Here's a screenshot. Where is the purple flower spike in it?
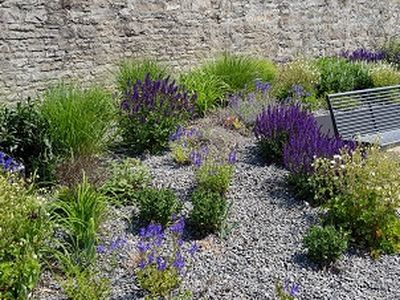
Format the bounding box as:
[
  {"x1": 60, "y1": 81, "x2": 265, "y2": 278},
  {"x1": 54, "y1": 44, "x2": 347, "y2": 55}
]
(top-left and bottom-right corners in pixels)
[
  {"x1": 190, "y1": 151, "x2": 202, "y2": 168},
  {"x1": 170, "y1": 217, "x2": 185, "y2": 235},
  {"x1": 138, "y1": 260, "x2": 147, "y2": 269},
  {"x1": 290, "y1": 283, "x2": 300, "y2": 297},
  {"x1": 172, "y1": 251, "x2": 185, "y2": 271},
  {"x1": 137, "y1": 241, "x2": 149, "y2": 253},
  {"x1": 228, "y1": 149, "x2": 237, "y2": 164},
  {"x1": 96, "y1": 244, "x2": 107, "y2": 254},
  {"x1": 156, "y1": 256, "x2": 167, "y2": 271},
  {"x1": 188, "y1": 242, "x2": 198, "y2": 256}
]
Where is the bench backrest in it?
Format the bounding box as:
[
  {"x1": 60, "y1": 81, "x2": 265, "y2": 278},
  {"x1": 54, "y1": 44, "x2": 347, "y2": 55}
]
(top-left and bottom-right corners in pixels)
[{"x1": 327, "y1": 85, "x2": 400, "y2": 140}]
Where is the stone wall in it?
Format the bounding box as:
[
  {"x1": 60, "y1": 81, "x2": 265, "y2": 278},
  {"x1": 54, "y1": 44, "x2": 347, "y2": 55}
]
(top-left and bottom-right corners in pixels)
[{"x1": 1, "y1": 0, "x2": 399, "y2": 101}]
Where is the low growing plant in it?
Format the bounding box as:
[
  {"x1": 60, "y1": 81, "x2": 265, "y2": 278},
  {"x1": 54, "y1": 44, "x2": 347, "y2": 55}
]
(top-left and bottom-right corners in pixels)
[
  {"x1": 41, "y1": 83, "x2": 115, "y2": 158},
  {"x1": 135, "y1": 220, "x2": 198, "y2": 299},
  {"x1": 190, "y1": 187, "x2": 228, "y2": 234},
  {"x1": 169, "y1": 126, "x2": 206, "y2": 165},
  {"x1": 314, "y1": 147, "x2": 400, "y2": 254},
  {"x1": 0, "y1": 173, "x2": 49, "y2": 299},
  {"x1": 369, "y1": 63, "x2": 400, "y2": 87},
  {"x1": 119, "y1": 75, "x2": 196, "y2": 154},
  {"x1": 303, "y1": 225, "x2": 349, "y2": 264},
  {"x1": 0, "y1": 99, "x2": 55, "y2": 182},
  {"x1": 137, "y1": 187, "x2": 182, "y2": 226},
  {"x1": 116, "y1": 58, "x2": 168, "y2": 93},
  {"x1": 275, "y1": 280, "x2": 300, "y2": 300},
  {"x1": 101, "y1": 158, "x2": 152, "y2": 204},
  {"x1": 51, "y1": 177, "x2": 107, "y2": 267}
]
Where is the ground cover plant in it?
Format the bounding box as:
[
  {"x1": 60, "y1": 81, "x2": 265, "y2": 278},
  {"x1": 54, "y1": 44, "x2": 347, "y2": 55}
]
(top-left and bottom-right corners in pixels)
[{"x1": 119, "y1": 74, "x2": 196, "y2": 154}]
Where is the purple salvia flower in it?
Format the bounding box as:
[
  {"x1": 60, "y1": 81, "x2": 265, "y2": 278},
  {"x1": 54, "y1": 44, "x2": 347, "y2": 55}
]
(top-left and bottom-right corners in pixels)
[
  {"x1": 190, "y1": 151, "x2": 202, "y2": 168},
  {"x1": 156, "y1": 256, "x2": 167, "y2": 271},
  {"x1": 172, "y1": 251, "x2": 185, "y2": 270},
  {"x1": 170, "y1": 217, "x2": 185, "y2": 235},
  {"x1": 228, "y1": 149, "x2": 237, "y2": 164},
  {"x1": 96, "y1": 244, "x2": 107, "y2": 254},
  {"x1": 188, "y1": 242, "x2": 198, "y2": 257}
]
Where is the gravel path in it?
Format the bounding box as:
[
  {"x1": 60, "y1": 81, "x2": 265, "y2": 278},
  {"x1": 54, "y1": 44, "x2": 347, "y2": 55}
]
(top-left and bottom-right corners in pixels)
[{"x1": 34, "y1": 138, "x2": 400, "y2": 300}]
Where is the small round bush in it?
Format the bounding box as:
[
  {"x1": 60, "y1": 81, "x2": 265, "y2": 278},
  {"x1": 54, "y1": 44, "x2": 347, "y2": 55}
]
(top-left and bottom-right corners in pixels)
[
  {"x1": 303, "y1": 225, "x2": 349, "y2": 264},
  {"x1": 195, "y1": 162, "x2": 234, "y2": 195},
  {"x1": 120, "y1": 75, "x2": 196, "y2": 154},
  {"x1": 369, "y1": 63, "x2": 400, "y2": 87},
  {"x1": 137, "y1": 187, "x2": 182, "y2": 226},
  {"x1": 316, "y1": 57, "x2": 373, "y2": 96},
  {"x1": 190, "y1": 188, "x2": 227, "y2": 234}
]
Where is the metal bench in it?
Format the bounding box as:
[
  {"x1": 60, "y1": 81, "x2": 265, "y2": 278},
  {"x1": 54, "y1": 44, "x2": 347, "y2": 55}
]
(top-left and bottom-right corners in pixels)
[{"x1": 327, "y1": 85, "x2": 400, "y2": 148}]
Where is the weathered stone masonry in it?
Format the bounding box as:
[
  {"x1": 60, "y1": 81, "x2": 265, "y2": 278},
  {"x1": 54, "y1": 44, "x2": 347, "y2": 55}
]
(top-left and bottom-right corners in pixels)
[{"x1": 1, "y1": 0, "x2": 399, "y2": 101}]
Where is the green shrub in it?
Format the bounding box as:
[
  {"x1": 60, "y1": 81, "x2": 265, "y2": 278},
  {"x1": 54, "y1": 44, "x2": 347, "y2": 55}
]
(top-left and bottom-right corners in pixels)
[
  {"x1": 116, "y1": 58, "x2": 168, "y2": 93},
  {"x1": 0, "y1": 99, "x2": 55, "y2": 182},
  {"x1": 41, "y1": 83, "x2": 115, "y2": 158},
  {"x1": 0, "y1": 174, "x2": 49, "y2": 299},
  {"x1": 271, "y1": 59, "x2": 321, "y2": 101},
  {"x1": 179, "y1": 70, "x2": 229, "y2": 115},
  {"x1": 101, "y1": 158, "x2": 151, "y2": 204},
  {"x1": 303, "y1": 225, "x2": 349, "y2": 264},
  {"x1": 316, "y1": 57, "x2": 373, "y2": 96},
  {"x1": 61, "y1": 264, "x2": 111, "y2": 300},
  {"x1": 380, "y1": 39, "x2": 400, "y2": 68},
  {"x1": 119, "y1": 76, "x2": 195, "y2": 154},
  {"x1": 51, "y1": 177, "x2": 107, "y2": 267},
  {"x1": 203, "y1": 53, "x2": 277, "y2": 92},
  {"x1": 312, "y1": 147, "x2": 400, "y2": 254},
  {"x1": 190, "y1": 188, "x2": 228, "y2": 234},
  {"x1": 137, "y1": 187, "x2": 182, "y2": 226},
  {"x1": 369, "y1": 63, "x2": 400, "y2": 87},
  {"x1": 195, "y1": 161, "x2": 234, "y2": 195}
]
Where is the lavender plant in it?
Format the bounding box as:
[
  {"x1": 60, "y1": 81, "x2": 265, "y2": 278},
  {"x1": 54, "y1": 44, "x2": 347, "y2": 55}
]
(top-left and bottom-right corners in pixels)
[
  {"x1": 340, "y1": 48, "x2": 386, "y2": 63},
  {"x1": 135, "y1": 219, "x2": 198, "y2": 299},
  {"x1": 228, "y1": 80, "x2": 274, "y2": 126},
  {"x1": 120, "y1": 74, "x2": 196, "y2": 154}
]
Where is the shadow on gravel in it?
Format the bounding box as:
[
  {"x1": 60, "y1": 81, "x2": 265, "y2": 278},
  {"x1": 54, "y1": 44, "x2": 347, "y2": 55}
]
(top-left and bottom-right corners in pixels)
[{"x1": 112, "y1": 290, "x2": 145, "y2": 300}]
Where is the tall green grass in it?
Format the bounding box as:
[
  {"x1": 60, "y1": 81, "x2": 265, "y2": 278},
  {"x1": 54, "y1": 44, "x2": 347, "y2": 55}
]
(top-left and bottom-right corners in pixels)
[
  {"x1": 51, "y1": 177, "x2": 107, "y2": 267},
  {"x1": 116, "y1": 58, "x2": 168, "y2": 93},
  {"x1": 202, "y1": 53, "x2": 277, "y2": 92},
  {"x1": 40, "y1": 84, "x2": 115, "y2": 158},
  {"x1": 179, "y1": 70, "x2": 229, "y2": 115}
]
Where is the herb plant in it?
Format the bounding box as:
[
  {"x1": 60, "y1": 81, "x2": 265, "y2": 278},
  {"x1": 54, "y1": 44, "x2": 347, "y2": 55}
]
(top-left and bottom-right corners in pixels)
[
  {"x1": 137, "y1": 187, "x2": 182, "y2": 226},
  {"x1": 303, "y1": 225, "x2": 349, "y2": 264},
  {"x1": 119, "y1": 75, "x2": 196, "y2": 154}
]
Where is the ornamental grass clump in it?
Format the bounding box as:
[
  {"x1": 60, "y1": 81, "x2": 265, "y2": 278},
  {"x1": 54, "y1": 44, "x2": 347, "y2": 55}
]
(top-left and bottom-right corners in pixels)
[
  {"x1": 120, "y1": 74, "x2": 196, "y2": 154},
  {"x1": 135, "y1": 219, "x2": 198, "y2": 299},
  {"x1": 369, "y1": 63, "x2": 400, "y2": 87},
  {"x1": 312, "y1": 147, "x2": 400, "y2": 255}
]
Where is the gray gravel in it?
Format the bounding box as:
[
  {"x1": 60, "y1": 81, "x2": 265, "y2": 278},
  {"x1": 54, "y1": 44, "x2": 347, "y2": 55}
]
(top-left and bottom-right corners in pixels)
[{"x1": 34, "y1": 137, "x2": 400, "y2": 300}]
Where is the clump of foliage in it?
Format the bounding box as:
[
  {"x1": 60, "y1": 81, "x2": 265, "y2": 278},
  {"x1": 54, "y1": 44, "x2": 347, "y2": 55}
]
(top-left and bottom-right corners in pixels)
[
  {"x1": 228, "y1": 80, "x2": 274, "y2": 126},
  {"x1": 61, "y1": 263, "x2": 111, "y2": 300},
  {"x1": 272, "y1": 59, "x2": 321, "y2": 102},
  {"x1": 101, "y1": 158, "x2": 151, "y2": 204},
  {"x1": 179, "y1": 70, "x2": 229, "y2": 115},
  {"x1": 0, "y1": 173, "x2": 49, "y2": 299},
  {"x1": 137, "y1": 187, "x2": 182, "y2": 226},
  {"x1": 190, "y1": 187, "x2": 228, "y2": 234},
  {"x1": 313, "y1": 147, "x2": 400, "y2": 255},
  {"x1": 380, "y1": 39, "x2": 400, "y2": 68},
  {"x1": 136, "y1": 220, "x2": 198, "y2": 299},
  {"x1": 315, "y1": 57, "x2": 373, "y2": 96},
  {"x1": 51, "y1": 177, "x2": 107, "y2": 267},
  {"x1": 303, "y1": 225, "x2": 349, "y2": 264},
  {"x1": 41, "y1": 83, "x2": 115, "y2": 158},
  {"x1": 0, "y1": 99, "x2": 55, "y2": 182},
  {"x1": 194, "y1": 149, "x2": 236, "y2": 195},
  {"x1": 116, "y1": 58, "x2": 168, "y2": 93},
  {"x1": 369, "y1": 63, "x2": 400, "y2": 87},
  {"x1": 119, "y1": 75, "x2": 196, "y2": 154},
  {"x1": 203, "y1": 53, "x2": 277, "y2": 92}
]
